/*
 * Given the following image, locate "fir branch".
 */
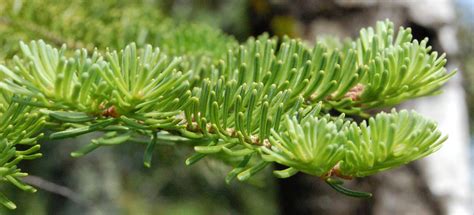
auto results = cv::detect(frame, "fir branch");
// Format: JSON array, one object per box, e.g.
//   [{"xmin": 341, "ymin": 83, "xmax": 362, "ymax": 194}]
[
  {"xmin": 0, "ymin": 98, "xmax": 45, "ymax": 209},
  {"xmin": 339, "ymin": 109, "xmax": 447, "ymax": 177},
  {"xmin": 0, "ymin": 19, "xmax": 456, "ymax": 207},
  {"xmin": 351, "ymin": 20, "xmax": 456, "ymax": 109}
]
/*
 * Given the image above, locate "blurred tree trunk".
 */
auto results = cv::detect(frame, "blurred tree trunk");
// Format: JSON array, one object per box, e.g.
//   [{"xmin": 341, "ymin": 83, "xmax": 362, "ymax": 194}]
[{"xmin": 249, "ymin": 0, "xmax": 471, "ymax": 214}]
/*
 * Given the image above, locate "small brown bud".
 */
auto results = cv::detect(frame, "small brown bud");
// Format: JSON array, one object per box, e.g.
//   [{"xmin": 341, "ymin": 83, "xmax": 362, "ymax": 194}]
[
  {"xmin": 102, "ymin": 106, "xmax": 120, "ymax": 118},
  {"xmin": 344, "ymin": 84, "xmax": 365, "ymax": 101},
  {"xmin": 262, "ymin": 139, "xmax": 271, "ymax": 148}
]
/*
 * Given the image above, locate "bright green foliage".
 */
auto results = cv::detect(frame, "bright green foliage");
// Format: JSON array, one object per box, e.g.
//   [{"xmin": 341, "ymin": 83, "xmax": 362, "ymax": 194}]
[
  {"xmin": 0, "ymin": 41, "xmax": 103, "ymax": 113},
  {"xmin": 98, "ymin": 44, "xmax": 191, "ymax": 121},
  {"xmin": 210, "ymin": 34, "xmax": 363, "ymax": 113},
  {"xmin": 263, "ymin": 113, "xmax": 347, "ymax": 178},
  {"xmin": 353, "ymin": 21, "xmax": 455, "ymax": 109},
  {"xmin": 339, "ymin": 110, "xmax": 446, "ymax": 177},
  {"xmin": 208, "ymin": 21, "xmax": 454, "ymax": 116},
  {"xmin": 0, "ymin": 99, "xmax": 44, "ymax": 209},
  {"xmin": 0, "ymin": 18, "xmax": 456, "ymax": 209},
  {"xmin": 260, "ymin": 109, "xmax": 446, "ymax": 179}
]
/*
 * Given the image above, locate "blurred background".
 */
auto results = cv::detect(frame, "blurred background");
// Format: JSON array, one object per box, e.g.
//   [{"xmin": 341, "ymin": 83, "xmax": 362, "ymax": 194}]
[{"xmin": 0, "ymin": 0, "xmax": 473, "ymax": 214}]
